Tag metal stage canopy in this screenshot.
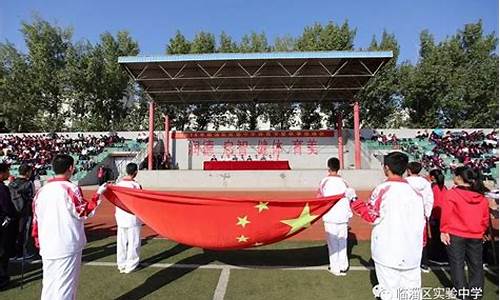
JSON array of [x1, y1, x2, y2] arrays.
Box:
[[118, 51, 393, 104]]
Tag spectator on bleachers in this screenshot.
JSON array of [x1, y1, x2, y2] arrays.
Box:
[[0, 133, 145, 177], [403, 130, 499, 179]]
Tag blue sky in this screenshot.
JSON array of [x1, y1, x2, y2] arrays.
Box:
[[0, 0, 498, 63]]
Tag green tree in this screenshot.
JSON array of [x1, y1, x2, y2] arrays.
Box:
[[0, 43, 38, 131], [273, 35, 296, 52], [65, 31, 140, 131], [166, 30, 191, 54], [190, 31, 216, 54], [239, 32, 271, 53], [218, 32, 238, 53], [357, 30, 405, 128], [21, 16, 73, 131], [403, 21, 498, 128]]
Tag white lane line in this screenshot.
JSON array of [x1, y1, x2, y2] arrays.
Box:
[[17, 260, 499, 273], [79, 261, 498, 273], [213, 268, 230, 300]]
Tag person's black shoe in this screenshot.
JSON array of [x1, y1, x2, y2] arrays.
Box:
[[421, 264, 431, 273]]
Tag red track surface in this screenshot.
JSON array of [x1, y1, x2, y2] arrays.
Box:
[[83, 190, 373, 242]]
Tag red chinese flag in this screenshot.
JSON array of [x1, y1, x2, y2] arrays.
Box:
[[103, 186, 344, 250]]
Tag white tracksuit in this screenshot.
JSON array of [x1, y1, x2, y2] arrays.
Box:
[[319, 175, 352, 273], [351, 178, 425, 300], [115, 179, 142, 272], [406, 176, 434, 219], [32, 178, 100, 300]]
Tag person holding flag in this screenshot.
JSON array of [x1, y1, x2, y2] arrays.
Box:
[[32, 154, 107, 300], [318, 157, 352, 276], [114, 163, 143, 274]]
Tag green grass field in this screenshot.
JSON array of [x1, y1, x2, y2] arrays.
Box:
[[1, 236, 498, 300]]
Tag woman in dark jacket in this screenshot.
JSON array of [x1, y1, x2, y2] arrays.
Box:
[[441, 166, 489, 299]]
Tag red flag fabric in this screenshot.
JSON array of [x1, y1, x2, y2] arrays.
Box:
[[103, 186, 344, 250]]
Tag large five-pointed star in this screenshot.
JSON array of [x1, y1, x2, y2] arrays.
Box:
[[280, 203, 318, 236]]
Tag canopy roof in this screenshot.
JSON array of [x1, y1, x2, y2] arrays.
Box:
[[118, 51, 393, 104]]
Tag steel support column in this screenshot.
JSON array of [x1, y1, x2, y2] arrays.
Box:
[[337, 113, 344, 169], [354, 101, 361, 169], [163, 114, 170, 160], [148, 101, 155, 170]]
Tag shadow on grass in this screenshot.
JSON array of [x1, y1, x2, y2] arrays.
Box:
[[115, 245, 201, 300], [4, 260, 43, 290], [347, 230, 377, 289], [85, 223, 117, 243], [205, 245, 328, 267], [432, 268, 453, 287]]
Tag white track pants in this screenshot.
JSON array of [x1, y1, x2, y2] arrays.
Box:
[[41, 252, 82, 300], [324, 222, 349, 273], [117, 226, 141, 271], [374, 263, 421, 300]]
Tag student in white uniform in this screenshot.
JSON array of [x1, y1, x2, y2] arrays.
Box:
[[318, 157, 352, 276], [347, 152, 425, 300], [32, 154, 107, 300], [406, 161, 434, 273], [115, 163, 142, 274]]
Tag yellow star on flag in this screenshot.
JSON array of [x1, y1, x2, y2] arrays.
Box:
[[236, 216, 251, 228], [280, 203, 318, 236], [236, 235, 249, 243], [255, 201, 269, 213]]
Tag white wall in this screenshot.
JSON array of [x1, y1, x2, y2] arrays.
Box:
[[136, 169, 385, 191]]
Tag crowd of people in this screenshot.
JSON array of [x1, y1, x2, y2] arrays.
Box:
[[209, 154, 276, 161], [429, 130, 498, 176], [320, 154, 495, 299], [0, 150, 496, 298], [0, 133, 126, 176], [0, 131, 497, 299], [370, 131, 400, 145], [396, 130, 499, 180]]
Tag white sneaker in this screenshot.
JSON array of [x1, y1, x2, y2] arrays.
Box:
[[118, 266, 126, 273]]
